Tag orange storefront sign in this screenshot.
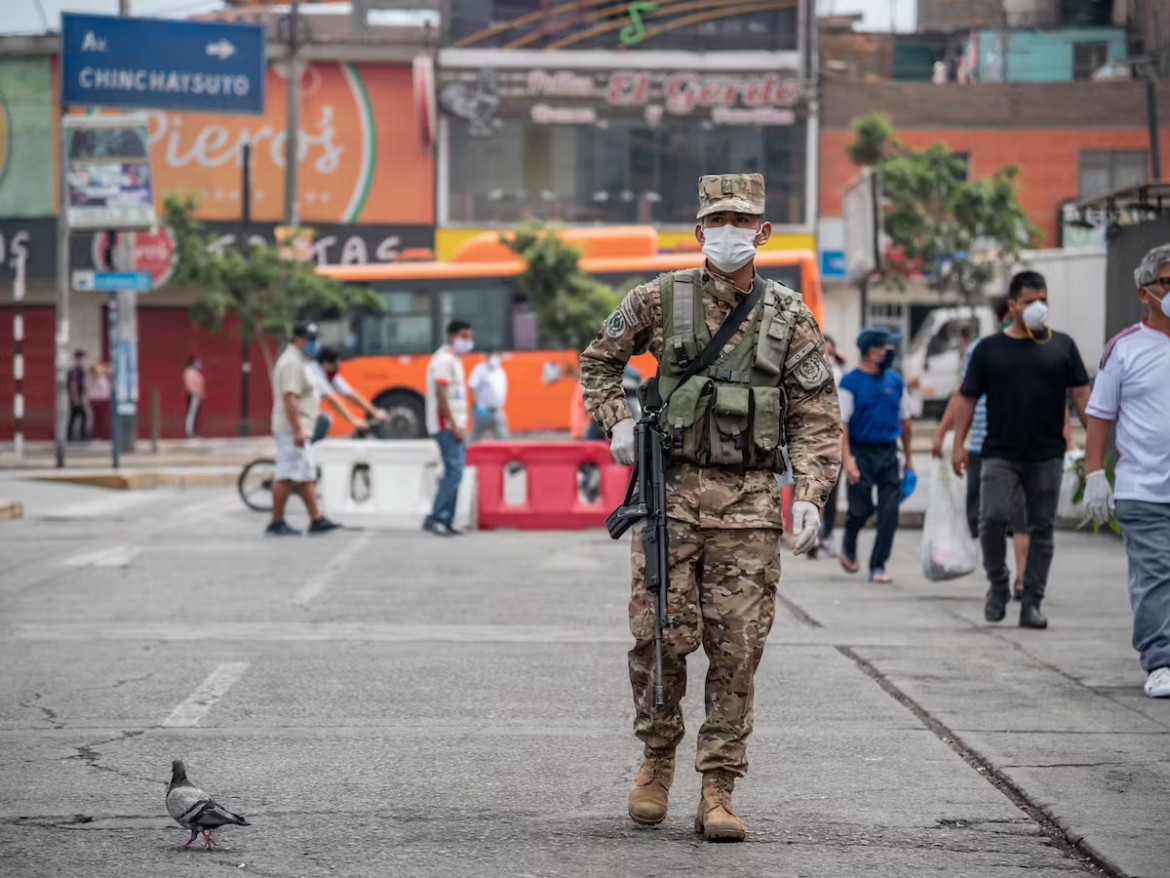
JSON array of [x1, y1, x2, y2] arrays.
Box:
[[58, 60, 433, 226]]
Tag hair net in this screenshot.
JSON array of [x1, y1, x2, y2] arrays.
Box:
[[1133, 244, 1170, 287]]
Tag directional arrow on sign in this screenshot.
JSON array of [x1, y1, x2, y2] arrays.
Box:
[[206, 39, 236, 60]]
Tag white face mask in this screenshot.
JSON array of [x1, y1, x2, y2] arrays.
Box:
[[452, 337, 475, 355], [1022, 300, 1049, 332], [1146, 287, 1170, 319], [701, 225, 759, 273]]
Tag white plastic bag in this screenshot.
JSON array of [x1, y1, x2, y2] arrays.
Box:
[[921, 432, 979, 582]]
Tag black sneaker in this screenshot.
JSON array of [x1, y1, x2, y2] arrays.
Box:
[[266, 520, 302, 537], [308, 517, 342, 534], [424, 520, 451, 537], [442, 524, 466, 536]]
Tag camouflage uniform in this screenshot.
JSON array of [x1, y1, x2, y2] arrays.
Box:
[[580, 175, 842, 777]]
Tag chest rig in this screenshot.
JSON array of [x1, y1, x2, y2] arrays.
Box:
[[648, 268, 802, 472]]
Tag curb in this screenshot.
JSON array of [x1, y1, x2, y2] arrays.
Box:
[[29, 470, 239, 491], [834, 510, 1088, 532], [0, 498, 23, 521]]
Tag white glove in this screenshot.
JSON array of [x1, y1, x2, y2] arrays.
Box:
[[790, 500, 822, 556], [1064, 447, 1084, 471], [1085, 470, 1114, 525], [609, 418, 635, 466]]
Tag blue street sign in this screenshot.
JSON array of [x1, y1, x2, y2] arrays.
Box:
[[61, 13, 266, 114], [73, 270, 152, 292], [820, 250, 847, 279]]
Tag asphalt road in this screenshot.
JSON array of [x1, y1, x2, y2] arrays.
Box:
[[0, 476, 1165, 878]]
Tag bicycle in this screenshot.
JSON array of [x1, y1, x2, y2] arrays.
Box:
[[237, 425, 374, 512]]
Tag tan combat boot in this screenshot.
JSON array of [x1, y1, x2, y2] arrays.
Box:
[[627, 748, 675, 826], [694, 770, 745, 842]]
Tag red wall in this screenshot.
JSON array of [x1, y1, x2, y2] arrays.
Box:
[[0, 306, 281, 442], [820, 127, 1170, 247], [0, 306, 57, 440], [136, 308, 278, 439]]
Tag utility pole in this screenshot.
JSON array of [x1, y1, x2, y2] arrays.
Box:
[[283, 0, 301, 227]]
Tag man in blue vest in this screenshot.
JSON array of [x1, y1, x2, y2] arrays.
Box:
[[839, 326, 915, 582]]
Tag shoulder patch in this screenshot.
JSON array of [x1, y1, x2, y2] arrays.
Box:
[[605, 309, 627, 339], [1100, 323, 1141, 370], [790, 348, 833, 392]]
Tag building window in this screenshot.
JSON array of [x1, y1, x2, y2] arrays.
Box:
[[1078, 151, 1149, 199], [1073, 41, 1109, 80], [447, 118, 807, 227]]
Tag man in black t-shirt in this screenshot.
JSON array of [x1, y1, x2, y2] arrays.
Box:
[[951, 271, 1091, 629]]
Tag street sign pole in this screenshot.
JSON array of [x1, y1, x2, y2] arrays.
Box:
[[107, 290, 120, 470], [54, 104, 70, 469]]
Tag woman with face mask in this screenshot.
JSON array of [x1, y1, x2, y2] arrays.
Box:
[[837, 327, 916, 582], [1084, 244, 1170, 699]]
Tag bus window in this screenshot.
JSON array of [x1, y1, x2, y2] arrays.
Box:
[[436, 286, 513, 352]]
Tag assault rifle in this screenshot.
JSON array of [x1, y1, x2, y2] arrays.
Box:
[[606, 409, 671, 706]]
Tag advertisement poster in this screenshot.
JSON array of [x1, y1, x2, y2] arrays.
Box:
[[0, 58, 54, 217], [64, 115, 156, 230], [71, 62, 434, 226]]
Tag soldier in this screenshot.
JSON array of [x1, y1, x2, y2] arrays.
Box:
[[580, 174, 842, 841]]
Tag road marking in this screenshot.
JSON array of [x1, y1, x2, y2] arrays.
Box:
[[539, 550, 605, 572], [60, 546, 141, 568], [292, 533, 374, 608], [162, 662, 249, 728]]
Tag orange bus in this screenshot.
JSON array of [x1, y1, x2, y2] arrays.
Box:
[[316, 226, 824, 438]]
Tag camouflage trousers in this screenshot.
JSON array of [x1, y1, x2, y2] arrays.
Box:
[[629, 518, 780, 777]]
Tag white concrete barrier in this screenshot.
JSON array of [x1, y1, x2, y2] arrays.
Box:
[[314, 439, 476, 531]]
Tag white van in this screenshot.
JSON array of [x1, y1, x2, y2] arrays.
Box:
[[903, 305, 996, 418]]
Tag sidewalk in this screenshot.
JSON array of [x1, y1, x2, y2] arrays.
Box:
[[788, 529, 1168, 878]]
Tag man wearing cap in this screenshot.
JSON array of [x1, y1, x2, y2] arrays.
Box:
[[580, 174, 841, 842], [267, 321, 342, 536], [838, 327, 915, 582]]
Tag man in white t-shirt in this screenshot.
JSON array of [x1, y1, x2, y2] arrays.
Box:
[[423, 320, 473, 536], [1085, 243, 1170, 699], [468, 352, 510, 441]]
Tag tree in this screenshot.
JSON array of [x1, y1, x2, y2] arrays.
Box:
[[501, 222, 625, 349], [847, 113, 1037, 299], [164, 192, 381, 378]]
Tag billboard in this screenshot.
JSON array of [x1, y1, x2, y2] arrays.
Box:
[[67, 61, 434, 226], [64, 115, 156, 230], [0, 58, 54, 217]]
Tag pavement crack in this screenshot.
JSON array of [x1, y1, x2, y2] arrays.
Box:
[[776, 593, 823, 628], [67, 729, 157, 785], [19, 692, 65, 729], [837, 645, 1118, 877]]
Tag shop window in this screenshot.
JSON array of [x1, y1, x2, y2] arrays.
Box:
[[448, 118, 808, 227]]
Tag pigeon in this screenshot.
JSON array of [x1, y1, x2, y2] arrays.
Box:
[[166, 760, 250, 850]]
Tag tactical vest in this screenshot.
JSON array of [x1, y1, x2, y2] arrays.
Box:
[[650, 268, 803, 472]]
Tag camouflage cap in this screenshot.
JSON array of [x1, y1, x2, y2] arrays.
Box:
[[697, 173, 765, 219]]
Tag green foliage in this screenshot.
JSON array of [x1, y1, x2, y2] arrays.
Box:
[[1069, 456, 1122, 535], [501, 222, 624, 350], [165, 192, 380, 373], [845, 112, 897, 167], [846, 114, 1037, 299]]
